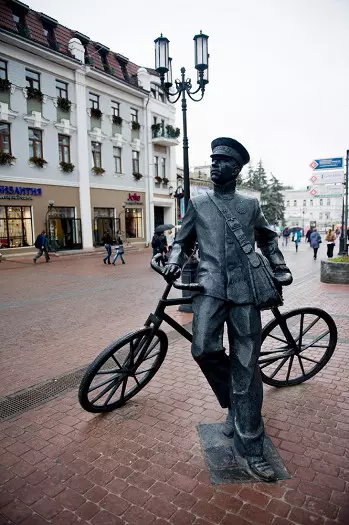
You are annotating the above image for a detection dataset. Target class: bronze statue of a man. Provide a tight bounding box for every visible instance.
[164,137,293,482]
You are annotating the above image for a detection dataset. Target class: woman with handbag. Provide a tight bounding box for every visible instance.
[325,228,336,258]
[112,231,126,265]
[310,228,322,260]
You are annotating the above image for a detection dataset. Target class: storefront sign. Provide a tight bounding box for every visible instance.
[0,186,42,200]
[125,192,143,205]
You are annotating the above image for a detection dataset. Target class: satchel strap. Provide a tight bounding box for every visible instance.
[207,192,261,268]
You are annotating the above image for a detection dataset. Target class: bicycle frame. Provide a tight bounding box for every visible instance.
[144,280,193,342]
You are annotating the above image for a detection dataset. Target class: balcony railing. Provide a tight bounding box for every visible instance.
[151,126,180,147]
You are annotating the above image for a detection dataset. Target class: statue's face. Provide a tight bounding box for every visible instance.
[211,156,241,185]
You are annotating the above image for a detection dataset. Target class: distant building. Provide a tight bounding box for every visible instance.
[0,0,178,253]
[283,188,343,232]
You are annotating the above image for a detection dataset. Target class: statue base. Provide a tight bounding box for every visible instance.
[197,423,290,484]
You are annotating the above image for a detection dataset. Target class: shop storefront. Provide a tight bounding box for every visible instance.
[0,182,80,253]
[91,189,146,245]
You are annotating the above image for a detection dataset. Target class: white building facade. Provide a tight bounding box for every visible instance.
[283,188,343,232]
[0,0,178,253]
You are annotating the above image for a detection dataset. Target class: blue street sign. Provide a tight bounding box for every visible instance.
[310,158,343,170]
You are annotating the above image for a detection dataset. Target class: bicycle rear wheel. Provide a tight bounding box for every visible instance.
[79,327,168,412]
[259,307,337,387]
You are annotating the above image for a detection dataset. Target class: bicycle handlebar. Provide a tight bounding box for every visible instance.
[151,256,204,293]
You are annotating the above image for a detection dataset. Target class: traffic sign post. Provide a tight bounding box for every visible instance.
[310,158,343,170]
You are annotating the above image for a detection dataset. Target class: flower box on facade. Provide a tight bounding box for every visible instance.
[29,156,47,168]
[133,172,143,181]
[57,97,72,113]
[92,166,105,175]
[60,161,75,173]
[0,152,16,166]
[90,108,102,119]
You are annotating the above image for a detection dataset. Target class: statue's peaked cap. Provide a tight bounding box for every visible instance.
[211,137,250,166]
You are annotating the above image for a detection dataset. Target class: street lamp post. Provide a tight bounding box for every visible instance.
[154,31,209,311]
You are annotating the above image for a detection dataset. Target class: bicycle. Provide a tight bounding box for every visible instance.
[78,257,338,413]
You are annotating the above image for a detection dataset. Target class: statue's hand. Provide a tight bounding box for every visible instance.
[273,267,293,287]
[162,263,181,283]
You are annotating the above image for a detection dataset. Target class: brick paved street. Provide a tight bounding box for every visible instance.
[0,242,348,524]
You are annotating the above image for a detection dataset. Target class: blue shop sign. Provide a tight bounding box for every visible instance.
[0,186,42,200]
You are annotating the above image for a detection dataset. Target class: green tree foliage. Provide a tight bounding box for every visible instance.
[237,160,285,225]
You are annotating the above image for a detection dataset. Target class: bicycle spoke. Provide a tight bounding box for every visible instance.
[132,375,141,387]
[299,355,321,365]
[88,373,122,392]
[119,377,128,402]
[298,313,304,349]
[259,352,292,365]
[111,355,122,368]
[286,355,294,382]
[90,376,123,404]
[260,347,289,355]
[134,367,153,376]
[294,316,320,343]
[297,355,306,377]
[269,356,290,379]
[96,368,121,375]
[142,351,161,362]
[301,330,330,352]
[104,380,122,406]
[267,334,289,345]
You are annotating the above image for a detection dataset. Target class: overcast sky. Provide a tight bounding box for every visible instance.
[27,0,349,188]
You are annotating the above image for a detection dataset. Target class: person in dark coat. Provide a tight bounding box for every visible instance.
[151,231,168,266]
[102,231,113,265]
[164,137,293,482]
[310,228,322,260]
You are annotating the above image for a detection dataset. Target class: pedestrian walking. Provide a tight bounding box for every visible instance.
[112,231,125,265]
[102,231,113,265]
[33,231,50,263]
[151,231,168,266]
[282,227,290,247]
[310,228,322,260]
[325,228,336,258]
[293,229,301,252]
[305,228,312,244]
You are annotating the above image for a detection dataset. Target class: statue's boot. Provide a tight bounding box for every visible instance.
[222,408,234,438]
[247,456,277,482]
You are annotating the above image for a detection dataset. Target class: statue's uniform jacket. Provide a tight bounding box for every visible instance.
[169,187,286,301]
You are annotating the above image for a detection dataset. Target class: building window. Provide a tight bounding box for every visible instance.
[0,59,7,80]
[89,93,99,109]
[325,212,330,219]
[0,123,11,154]
[310,199,313,206]
[0,206,33,248]
[28,128,43,158]
[91,142,102,168]
[293,200,297,207]
[43,24,56,49]
[125,208,143,238]
[113,147,122,173]
[112,101,120,117]
[327,198,331,206]
[132,150,140,173]
[56,80,68,99]
[58,135,71,163]
[286,200,290,207]
[303,199,306,206]
[130,108,138,123]
[319,199,323,206]
[12,9,28,37]
[161,157,166,178]
[154,156,159,178]
[26,70,40,91]
[319,212,323,219]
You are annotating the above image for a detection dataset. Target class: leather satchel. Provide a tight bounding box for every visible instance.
[207,193,283,310]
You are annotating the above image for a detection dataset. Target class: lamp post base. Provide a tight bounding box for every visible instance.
[178,256,199,313]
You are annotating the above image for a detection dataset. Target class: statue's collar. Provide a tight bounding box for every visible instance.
[213,179,237,198]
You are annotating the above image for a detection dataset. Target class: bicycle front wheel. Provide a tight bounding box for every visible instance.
[259,307,337,387]
[79,327,168,412]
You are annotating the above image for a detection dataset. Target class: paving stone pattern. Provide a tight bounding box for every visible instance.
[0,243,348,524]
